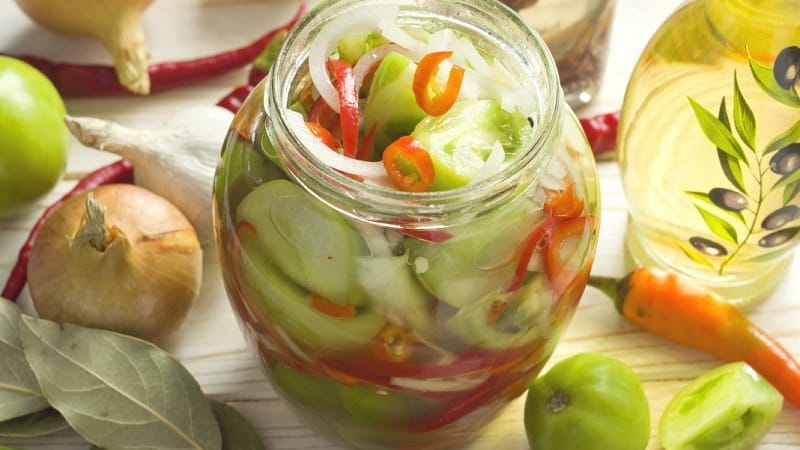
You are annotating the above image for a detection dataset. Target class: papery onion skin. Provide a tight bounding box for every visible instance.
[27,183,203,343]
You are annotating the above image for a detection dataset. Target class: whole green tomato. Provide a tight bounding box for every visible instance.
[524,352,651,450]
[0,56,70,219]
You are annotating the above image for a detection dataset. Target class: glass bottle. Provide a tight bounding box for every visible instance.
[212,0,600,448]
[618,0,800,306]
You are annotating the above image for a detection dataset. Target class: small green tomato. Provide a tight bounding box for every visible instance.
[0,56,70,219]
[524,352,651,450]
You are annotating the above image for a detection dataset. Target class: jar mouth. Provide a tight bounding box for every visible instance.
[265,0,562,227]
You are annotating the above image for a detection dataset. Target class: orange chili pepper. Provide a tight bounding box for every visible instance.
[543,177,585,218]
[382,136,435,192]
[590,266,800,408]
[413,51,465,116]
[309,294,357,318]
[305,121,340,150]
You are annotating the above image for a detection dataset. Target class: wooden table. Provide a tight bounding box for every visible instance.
[1,1,798,448]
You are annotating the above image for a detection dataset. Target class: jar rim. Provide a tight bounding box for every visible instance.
[265,0,563,227]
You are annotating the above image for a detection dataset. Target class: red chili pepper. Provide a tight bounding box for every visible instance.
[1,159,135,301]
[328,59,360,158]
[216,84,254,113]
[356,124,377,162]
[590,267,800,408]
[382,136,435,192]
[309,294,356,318]
[413,51,465,116]
[4,5,305,97]
[507,216,561,292]
[579,110,619,159]
[543,177,585,218]
[544,215,595,296]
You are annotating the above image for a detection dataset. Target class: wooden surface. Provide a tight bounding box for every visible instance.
[1,1,799,448]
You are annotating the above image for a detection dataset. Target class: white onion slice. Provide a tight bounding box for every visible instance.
[391,372,490,392]
[352,43,408,91]
[469,141,506,184]
[308,6,399,113]
[379,17,426,58]
[285,110,390,184]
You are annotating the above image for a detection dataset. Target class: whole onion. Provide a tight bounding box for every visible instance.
[27,183,203,343]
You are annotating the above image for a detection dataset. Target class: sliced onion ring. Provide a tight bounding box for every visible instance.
[352,43,409,92]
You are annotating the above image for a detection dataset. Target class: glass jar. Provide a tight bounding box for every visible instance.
[213,0,600,448]
[618,0,800,306]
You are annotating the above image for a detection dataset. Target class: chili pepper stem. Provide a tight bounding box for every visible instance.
[587,275,624,314]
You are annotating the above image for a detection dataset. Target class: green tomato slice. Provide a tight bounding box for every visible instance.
[411,98,533,191]
[659,362,783,450]
[524,352,651,450]
[237,179,365,306]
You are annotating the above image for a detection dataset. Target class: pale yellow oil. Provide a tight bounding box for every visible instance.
[618,0,800,305]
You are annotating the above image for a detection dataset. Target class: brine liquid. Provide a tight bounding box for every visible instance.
[619,50,800,305]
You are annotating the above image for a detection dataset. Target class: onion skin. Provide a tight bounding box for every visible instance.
[27,184,203,343]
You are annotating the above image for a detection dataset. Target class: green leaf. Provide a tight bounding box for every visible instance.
[0,300,48,423]
[677,242,714,268]
[685,191,746,225]
[773,170,800,190]
[764,120,800,155]
[718,150,748,194]
[742,246,794,264]
[0,408,69,438]
[733,72,757,150]
[695,205,739,244]
[784,180,800,205]
[748,53,800,108]
[19,316,222,450]
[688,97,748,163]
[209,400,266,450]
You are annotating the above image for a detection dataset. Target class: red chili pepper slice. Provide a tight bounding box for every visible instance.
[544,215,595,296]
[413,51,465,116]
[382,136,435,192]
[357,124,377,162]
[309,294,357,318]
[543,177,585,218]
[328,59,359,158]
[507,216,562,292]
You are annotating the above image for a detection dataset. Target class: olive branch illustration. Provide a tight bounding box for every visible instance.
[681,46,800,275]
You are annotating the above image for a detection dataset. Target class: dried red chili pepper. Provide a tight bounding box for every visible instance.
[579,110,619,159]
[2,159,135,301]
[590,266,800,408]
[2,5,305,97]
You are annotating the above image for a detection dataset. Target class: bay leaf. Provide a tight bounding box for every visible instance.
[19,315,222,450]
[0,300,48,422]
[0,408,69,438]
[209,399,266,450]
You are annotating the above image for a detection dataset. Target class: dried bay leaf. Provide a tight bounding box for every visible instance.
[0,300,48,422]
[19,315,222,450]
[209,399,266,450]
[0,408,69,438]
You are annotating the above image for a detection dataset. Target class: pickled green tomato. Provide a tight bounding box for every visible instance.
[0,56,70,219]
[524,352,651,450]
[659,362,783,450]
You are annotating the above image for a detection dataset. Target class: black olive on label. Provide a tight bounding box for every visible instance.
[709,187,748,211]
[758,227,800,248]
[774,46,800,90]
[762,205,800,230]
[769,143,800,175]
[689,237,728,256]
